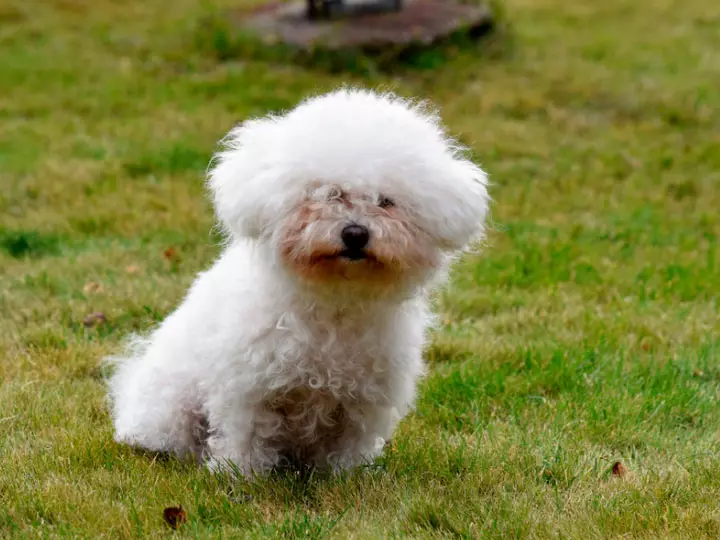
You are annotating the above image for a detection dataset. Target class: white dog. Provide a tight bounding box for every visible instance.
[107,89,488,475]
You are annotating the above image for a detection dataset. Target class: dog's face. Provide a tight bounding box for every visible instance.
[277,184,439,289]
[209,89,489,296]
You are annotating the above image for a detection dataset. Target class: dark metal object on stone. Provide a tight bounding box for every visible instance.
[306,0,403,20]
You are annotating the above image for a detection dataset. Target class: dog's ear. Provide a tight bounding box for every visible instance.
[438,156,489,251]
[409,153,489,252]
[208,119,286,240]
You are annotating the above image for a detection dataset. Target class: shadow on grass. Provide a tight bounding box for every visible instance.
[0,228,63,258]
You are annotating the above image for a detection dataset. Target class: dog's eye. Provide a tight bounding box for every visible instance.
[377,195,394,209]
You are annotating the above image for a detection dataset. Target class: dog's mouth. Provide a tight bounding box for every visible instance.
[309,249,378,265]
[338,248,368,261]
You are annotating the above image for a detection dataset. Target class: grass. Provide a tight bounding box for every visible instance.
[1,0,719,536]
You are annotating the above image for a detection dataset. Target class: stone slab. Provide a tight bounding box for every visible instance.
[233,0,493,51]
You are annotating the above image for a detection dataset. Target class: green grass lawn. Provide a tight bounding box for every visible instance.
[1,0,719,536]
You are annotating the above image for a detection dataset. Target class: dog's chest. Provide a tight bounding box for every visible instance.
[265,387,346,447]
[269,310,389,403]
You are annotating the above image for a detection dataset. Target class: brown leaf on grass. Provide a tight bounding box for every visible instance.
[126,265,139,274]
[611,461,627,477]
[83,281,103,294]
[163,247,178,261]
[82,312,106,327]
[163,505,187,529]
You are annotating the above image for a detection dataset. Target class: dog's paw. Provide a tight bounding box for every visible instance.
[206,456,235,475]
[206,455,258,478]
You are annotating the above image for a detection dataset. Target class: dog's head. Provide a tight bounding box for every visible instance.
[209,89,488,297]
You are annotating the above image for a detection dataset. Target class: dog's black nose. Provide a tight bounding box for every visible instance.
[341,224,369,250]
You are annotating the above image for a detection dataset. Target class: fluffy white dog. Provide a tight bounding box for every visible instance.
[107,89,489,475]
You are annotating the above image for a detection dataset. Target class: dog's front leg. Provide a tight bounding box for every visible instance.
[323,365,420,471]
[320,404,393,472]
[205,387,293,476]
[204,391,279,476]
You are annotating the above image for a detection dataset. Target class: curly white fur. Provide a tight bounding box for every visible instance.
[107,88,489,476]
